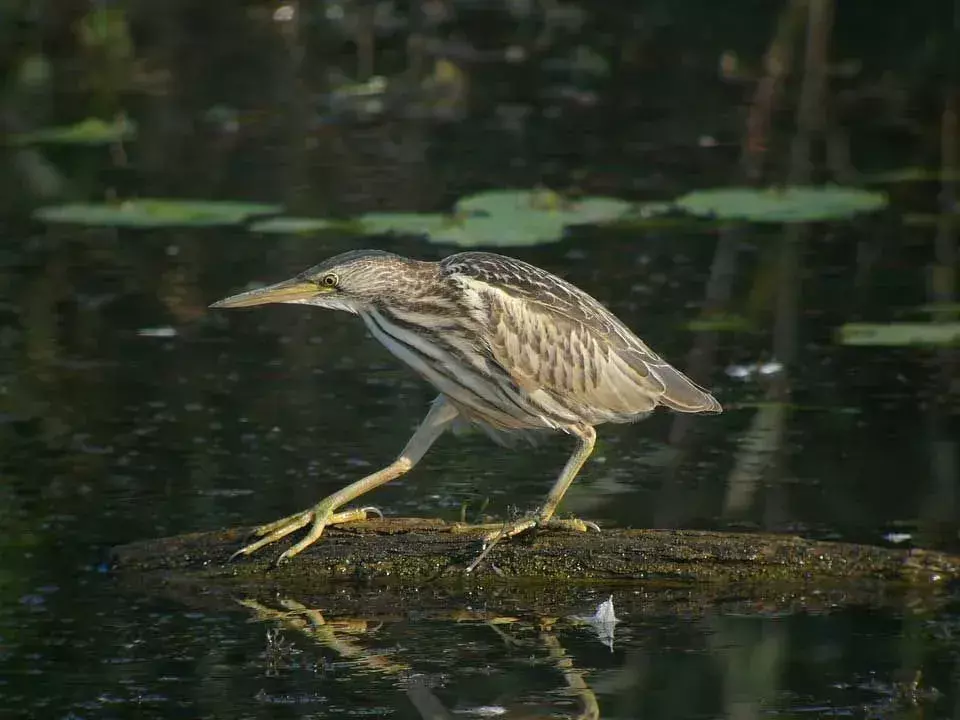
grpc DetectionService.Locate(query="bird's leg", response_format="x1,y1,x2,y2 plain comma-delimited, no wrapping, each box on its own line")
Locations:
466,425,599,573
232,398,458,564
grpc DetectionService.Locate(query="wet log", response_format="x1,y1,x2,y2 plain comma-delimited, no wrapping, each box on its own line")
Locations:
112,517,958,593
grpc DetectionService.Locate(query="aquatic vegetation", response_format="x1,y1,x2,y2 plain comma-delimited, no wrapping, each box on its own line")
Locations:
249,217,347,235
9,116,136,146
675,186,888,223
34,199,281,227
256,189,636,247
864,168,960,184
358,212,452,238
838,322,960,347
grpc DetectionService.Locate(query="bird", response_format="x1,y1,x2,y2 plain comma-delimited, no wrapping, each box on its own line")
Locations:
210,249,721,570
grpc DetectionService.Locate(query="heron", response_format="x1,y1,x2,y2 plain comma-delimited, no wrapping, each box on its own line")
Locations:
211,249,721,570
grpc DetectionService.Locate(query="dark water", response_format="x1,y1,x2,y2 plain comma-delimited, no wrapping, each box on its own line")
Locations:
2,2,960,718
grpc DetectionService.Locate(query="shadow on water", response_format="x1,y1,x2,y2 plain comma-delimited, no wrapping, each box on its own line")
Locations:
2,0,960,717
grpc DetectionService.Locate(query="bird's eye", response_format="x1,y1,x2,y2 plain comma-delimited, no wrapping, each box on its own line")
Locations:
319,273,338,288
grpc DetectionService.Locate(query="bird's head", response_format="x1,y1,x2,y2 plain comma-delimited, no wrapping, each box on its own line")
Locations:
210,249,427,314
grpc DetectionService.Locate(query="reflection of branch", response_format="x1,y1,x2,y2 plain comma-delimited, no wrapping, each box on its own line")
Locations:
759,0,832,527
774,0,832,373
405,676,455,720
722,402,787,519
920,60,958,542
742,0,809,182
665,0,811,461
931,58,957,324
705,615,787,720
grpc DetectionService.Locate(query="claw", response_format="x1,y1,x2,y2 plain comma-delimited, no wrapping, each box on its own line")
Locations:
464,514,600,574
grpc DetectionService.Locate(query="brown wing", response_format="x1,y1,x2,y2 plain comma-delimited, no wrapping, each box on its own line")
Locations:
454,278,720,426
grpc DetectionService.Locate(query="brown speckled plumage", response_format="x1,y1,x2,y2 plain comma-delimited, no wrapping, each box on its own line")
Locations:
211,249,721,567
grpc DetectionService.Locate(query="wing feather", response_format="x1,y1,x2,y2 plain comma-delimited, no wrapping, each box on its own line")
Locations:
443,252,721,423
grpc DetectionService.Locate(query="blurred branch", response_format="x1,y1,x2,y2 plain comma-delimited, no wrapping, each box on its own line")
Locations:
741,0,809,183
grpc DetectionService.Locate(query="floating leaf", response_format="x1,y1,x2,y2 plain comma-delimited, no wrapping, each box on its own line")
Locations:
838,322,960,347
902,213,960,228
359,212,453,237
675,186,887,223
249,217,347,234
631,201,677,219
457,188,631,226
439,188,631,246
686,314,754,333
10,116,137,146
431,215,563,247
912,303,960,316
610,201,726,230
863,168,960,184
34,199,281,228
355,189,632,247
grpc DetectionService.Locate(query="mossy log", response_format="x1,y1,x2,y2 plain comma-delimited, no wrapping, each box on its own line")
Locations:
112,517,958,592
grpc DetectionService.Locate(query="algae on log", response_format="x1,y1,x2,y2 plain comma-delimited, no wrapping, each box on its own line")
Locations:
112,517,959,589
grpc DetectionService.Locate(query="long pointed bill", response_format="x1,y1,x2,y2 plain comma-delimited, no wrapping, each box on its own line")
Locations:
209,277,323,308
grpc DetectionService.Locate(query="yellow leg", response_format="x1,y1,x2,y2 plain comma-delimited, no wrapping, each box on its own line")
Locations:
232,397,459,564
466,424,599,573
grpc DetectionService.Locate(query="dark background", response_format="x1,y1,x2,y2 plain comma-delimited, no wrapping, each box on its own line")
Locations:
1,1,958,718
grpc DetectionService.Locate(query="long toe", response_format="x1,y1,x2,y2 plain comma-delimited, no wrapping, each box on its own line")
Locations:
328,506,383,525
275,512,331,564
275,503,384,563
231,510,314,560
542,517,601,533
249,509,314,538
465,515,600,574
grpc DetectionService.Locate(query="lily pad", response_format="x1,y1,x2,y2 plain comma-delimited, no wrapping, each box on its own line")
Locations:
431,215,562,247
902,213,960,228
838,322,960,347
359,212,453,237
675,186,887,223
864,168,960,184
913,303,960,316
10,116,137,146
457,189,631,226
34,199,282,228
445,188,631,246
686,314,755,333
610,201,727,230
249,217,346,234
355,190,632,247
359,210,562,247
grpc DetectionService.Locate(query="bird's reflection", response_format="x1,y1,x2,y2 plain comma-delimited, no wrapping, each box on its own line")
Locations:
237,595,609,719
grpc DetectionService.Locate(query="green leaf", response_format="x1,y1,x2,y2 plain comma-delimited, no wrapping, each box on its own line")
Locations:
686,314,755,333
838,322,960,347
675,186,888,223
354,190,632,247
359,212,454,237
431,215,565,247
34,199,281,228
457,189,631,225
863,168,960,184
902,213,960,227
10,116,137,146
913,303,960,316
249,217,346,234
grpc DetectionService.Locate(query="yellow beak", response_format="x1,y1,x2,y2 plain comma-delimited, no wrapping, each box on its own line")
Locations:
209,278,323,308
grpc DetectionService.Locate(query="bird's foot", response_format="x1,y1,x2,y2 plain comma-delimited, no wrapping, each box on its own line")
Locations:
230,504,383,564
464,514,600,574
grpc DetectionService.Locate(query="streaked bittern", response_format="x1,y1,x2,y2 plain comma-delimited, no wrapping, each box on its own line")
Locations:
211,250,721,570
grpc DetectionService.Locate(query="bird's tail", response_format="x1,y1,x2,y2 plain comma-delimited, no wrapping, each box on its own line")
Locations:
654,363,723,414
